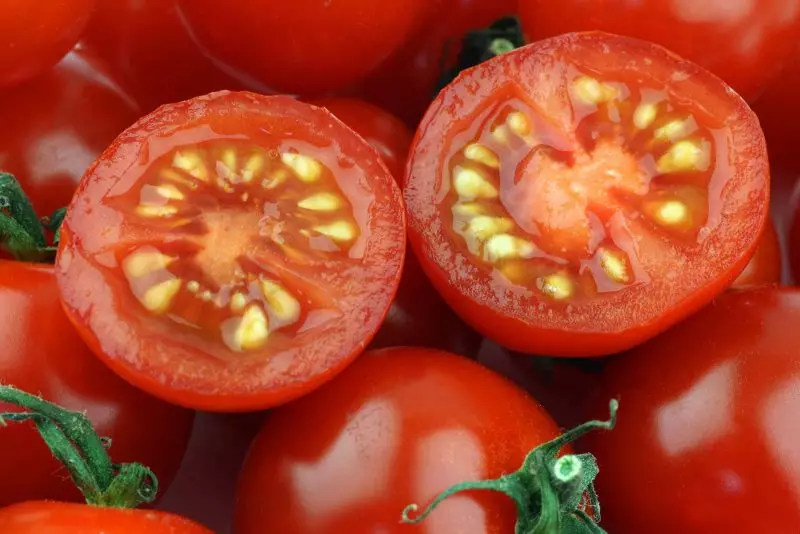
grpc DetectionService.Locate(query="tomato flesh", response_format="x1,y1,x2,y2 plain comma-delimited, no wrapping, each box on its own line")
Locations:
56,92,405,412
405,32,769,357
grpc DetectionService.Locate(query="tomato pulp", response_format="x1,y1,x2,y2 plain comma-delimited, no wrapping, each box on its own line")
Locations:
404,32,769,357
584,287,800,533
56,92,406,412
0,262,193,507
234,347,562,533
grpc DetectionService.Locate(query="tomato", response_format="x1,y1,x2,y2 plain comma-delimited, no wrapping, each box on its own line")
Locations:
81,0,244,113
583,287,800,533
0,48,140,217
234,347,562,533
0,261,193,507
732,215,782,287
56,92,406,412
0,501,212,534
0,0,96,88
176,0,427,96
305,98,413,184
789,199,800,283
358,0,517,126
518,0,800,103
404,32,769,357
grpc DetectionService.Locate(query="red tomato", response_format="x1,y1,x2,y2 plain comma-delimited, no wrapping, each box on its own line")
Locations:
584,287,800,533
0,48,140,217
176,0,427,95
56,92,406,412
358,0,517,126
518,0,800,103
0,501,211,534
81,0,244,113
0,0,96,88
789,200,800,282
0,261,193,507
733,215,782,287
404,32,769,357
234,347,562,533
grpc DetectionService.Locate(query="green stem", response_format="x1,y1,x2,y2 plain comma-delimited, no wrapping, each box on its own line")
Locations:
0,172,63,262
401,400,619,534
0,385,158,508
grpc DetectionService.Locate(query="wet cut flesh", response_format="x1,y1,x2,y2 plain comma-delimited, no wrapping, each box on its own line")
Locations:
56,92,405,410
405,33,768,356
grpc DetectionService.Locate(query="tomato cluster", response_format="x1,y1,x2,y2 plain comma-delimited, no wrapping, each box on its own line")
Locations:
1,2,800,533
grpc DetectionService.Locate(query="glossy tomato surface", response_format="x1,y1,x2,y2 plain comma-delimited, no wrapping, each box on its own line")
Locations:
584,287,800,533
518,0,800,102
0,0,96,88
732,215,782,287
0,48,139,217
234,347,561,534
405,32,769,357
0,262,193,507
81,0,243,112
56,92,405,412
0,501,212,534
176,0,427,95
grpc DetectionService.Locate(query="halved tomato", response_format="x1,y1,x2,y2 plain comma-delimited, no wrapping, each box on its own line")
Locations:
55,92,406,412
404,32,769,357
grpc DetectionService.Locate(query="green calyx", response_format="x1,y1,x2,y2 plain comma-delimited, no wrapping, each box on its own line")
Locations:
0,172,66,263
401,399,618,534
0,385,158,508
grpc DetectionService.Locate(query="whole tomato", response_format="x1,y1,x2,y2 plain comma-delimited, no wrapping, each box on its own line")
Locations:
0,261,194,507
518,0,800,103
584,287,800,533
0,48,139,217
81,0,244,112
0,0,96,88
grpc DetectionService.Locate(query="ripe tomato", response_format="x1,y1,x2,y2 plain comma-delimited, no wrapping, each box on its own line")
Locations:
732,215,782,287
234,347,562,533
0,261,194,507
584,287,800,533
0,0,96,88
358,0,517,126
518,0,800,103
176,0,427,95
0,501,212,534
81,0,244,113
404,32,769,357
0,48,140,217
56,92,406,412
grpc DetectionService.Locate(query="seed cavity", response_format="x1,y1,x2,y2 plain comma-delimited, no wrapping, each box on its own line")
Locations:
537,274,573,300
281,152,322,182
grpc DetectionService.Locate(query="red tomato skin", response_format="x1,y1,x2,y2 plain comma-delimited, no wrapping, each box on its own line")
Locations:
732,216,782,287
0,48,140,217
81,0,244,113
0,262,193,508
0,0,96,88
790,200,800,283
584,287,800,533
0,501,212,534
518,0,800,103
56,92,406,413
176,0,427,95
405,32,769,357
234,347,561,534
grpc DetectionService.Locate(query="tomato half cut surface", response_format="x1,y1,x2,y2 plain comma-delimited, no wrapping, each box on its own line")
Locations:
404,32,769,357
55,92,406,412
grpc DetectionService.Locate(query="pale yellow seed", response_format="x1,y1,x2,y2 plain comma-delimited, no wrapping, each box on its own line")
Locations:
657,140,709,173
199,290,213,302
230,293,247,313
599,249,630,283
233,305,270,351
484,234,535,262
154,184,184,201
464,143,500,169
298,192,342,212
573,76,617,104
261,280,301,323
313,221,356,241
123,250,174,278
281,152,323,182
242,153,264,182
654,200,689,226
221,149,237,173
507,112,531,136
262,169,288,189
172,151,208,181
140,279,181,314
491,125,511,145
452,202,484,216
633,103,658,130
538,274,573,300
453,167,498,200
136,204,178,218
467,216,514,240
160,168,195,187
187,281,200,293
654,119,688,142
